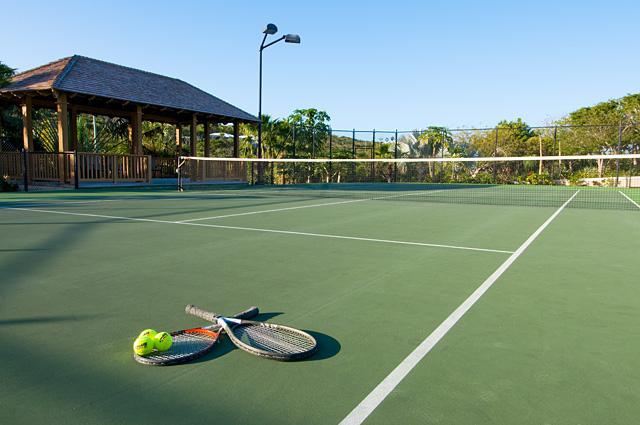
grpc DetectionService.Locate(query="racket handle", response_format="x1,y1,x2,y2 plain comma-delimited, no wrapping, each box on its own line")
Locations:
185,304,259,322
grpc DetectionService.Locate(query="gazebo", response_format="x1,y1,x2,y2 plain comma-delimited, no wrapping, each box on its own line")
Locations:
0,55,258,186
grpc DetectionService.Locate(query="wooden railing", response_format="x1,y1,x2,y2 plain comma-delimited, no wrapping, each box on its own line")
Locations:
0,151,23,179
76,153,151,182
0,152,151,185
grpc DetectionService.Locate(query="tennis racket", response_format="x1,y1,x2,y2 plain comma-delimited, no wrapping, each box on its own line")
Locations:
133,306,259,366
185,304,318,361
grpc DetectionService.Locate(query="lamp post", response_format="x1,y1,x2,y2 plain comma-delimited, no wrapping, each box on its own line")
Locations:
258,23,300,162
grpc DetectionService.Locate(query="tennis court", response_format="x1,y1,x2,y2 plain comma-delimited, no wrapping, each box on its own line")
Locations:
1,181,639,424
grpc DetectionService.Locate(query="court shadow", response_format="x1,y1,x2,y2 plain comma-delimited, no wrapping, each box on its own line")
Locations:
0,314,100,327
0,248,48,252
305,331,341,361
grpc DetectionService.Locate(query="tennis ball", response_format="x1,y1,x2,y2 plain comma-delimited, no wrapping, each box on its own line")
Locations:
133,335,155,356
153,332,172,352
138,329,157,340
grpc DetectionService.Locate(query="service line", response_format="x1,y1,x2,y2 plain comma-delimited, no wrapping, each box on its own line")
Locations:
6,206,512,255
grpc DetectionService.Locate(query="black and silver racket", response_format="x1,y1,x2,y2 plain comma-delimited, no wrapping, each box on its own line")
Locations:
134,306,259,366
185,304,317,361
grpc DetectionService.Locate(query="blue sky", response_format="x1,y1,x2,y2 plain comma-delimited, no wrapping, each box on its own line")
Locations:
2,0,639,130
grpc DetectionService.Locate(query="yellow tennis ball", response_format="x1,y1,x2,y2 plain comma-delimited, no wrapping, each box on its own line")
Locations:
153,332,172,352
133,335,155,356
138,329,157,340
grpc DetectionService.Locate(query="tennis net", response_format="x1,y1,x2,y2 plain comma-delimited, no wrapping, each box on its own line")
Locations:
176,155,640,210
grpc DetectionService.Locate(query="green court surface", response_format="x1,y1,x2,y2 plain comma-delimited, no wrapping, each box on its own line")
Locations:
1,186,639,425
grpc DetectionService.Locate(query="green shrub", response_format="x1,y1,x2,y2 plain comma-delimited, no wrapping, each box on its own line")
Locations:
517,172,554,185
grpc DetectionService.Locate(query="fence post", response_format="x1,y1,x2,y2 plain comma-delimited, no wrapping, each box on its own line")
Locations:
112,155,117,183
292,125,296,183
493,127,499,180
147,155,152,183
371,129,376,180
22,149,29,192
394,129,398,182
352,128,356,181
292,125,296,158
352,129,356,158
616,120,623,187
329,128,333,181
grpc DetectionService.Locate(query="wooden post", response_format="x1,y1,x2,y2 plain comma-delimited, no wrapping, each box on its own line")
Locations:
176,124,182,151
147,155,152,183
233,121,240,158
190,114,197,157
55,92,69,183
56,92,69,152
21,96,33,151
203,119,210,157
70,107,78,151
131,105,143,154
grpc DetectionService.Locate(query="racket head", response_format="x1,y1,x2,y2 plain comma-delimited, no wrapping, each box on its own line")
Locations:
134,306,260,366
221,320,318,361
133,327,220,366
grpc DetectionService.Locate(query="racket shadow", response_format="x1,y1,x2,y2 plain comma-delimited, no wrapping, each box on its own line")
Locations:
249,312,340,361
304,331,341,361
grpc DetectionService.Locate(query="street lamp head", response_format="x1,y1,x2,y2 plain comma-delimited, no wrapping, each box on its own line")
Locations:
263,23,278,35
284,34,301,44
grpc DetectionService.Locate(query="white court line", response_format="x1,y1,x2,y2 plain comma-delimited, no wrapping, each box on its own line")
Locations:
1,199,118,207
176,198,368,222
5,207,513,254
176,191,438,223
338,190,580,425
619,191,640,210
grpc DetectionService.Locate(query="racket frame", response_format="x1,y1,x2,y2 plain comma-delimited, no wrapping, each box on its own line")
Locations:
186,305,317,361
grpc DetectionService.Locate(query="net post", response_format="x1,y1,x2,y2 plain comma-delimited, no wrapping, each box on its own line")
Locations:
176,155,183,191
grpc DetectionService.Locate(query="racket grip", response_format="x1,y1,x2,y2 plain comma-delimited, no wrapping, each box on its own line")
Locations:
185,304,259,322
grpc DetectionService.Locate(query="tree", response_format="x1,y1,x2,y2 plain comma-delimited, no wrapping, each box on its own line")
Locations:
260,114,292,158
415,126,453,179
0,62,20,150
286,108,331,158
0,61,14,88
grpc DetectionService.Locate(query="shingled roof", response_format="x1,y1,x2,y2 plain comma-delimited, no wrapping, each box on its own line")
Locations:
0,55,258,123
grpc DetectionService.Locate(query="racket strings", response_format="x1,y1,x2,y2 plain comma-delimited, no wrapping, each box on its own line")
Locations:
234,324,315,354
141,332,215,362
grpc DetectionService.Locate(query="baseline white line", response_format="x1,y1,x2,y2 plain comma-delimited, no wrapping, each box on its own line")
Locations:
619,191,640,210
338,190,580,425
176,191,439,223
6,207,512,254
